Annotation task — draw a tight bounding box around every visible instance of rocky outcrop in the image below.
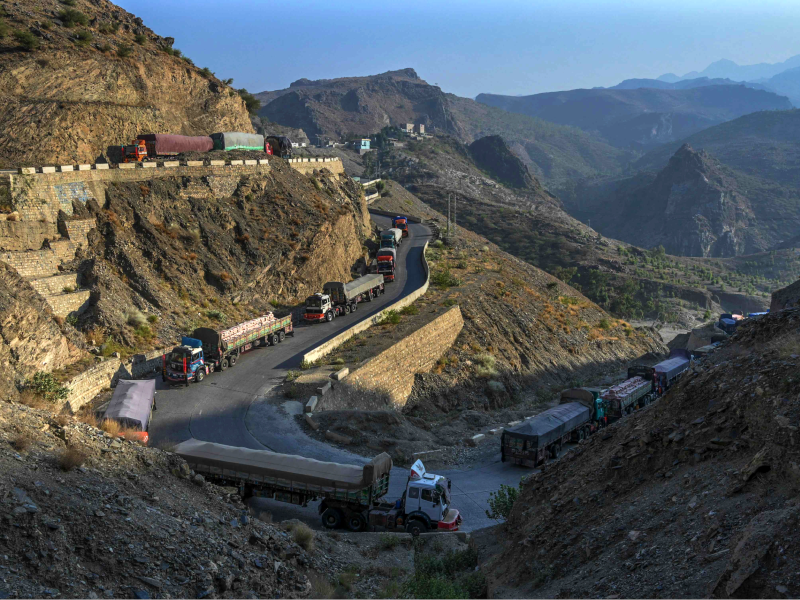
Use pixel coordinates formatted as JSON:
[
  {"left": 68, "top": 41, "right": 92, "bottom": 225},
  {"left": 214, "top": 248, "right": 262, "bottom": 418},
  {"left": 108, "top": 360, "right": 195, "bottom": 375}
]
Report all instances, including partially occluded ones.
[
  {"left": 0, "top": 0, "right": 253, "bottom": 167},
  {"left": 770, "top": 278, "right": 800, "bottom": 312},
  {"left": 0, "top": 262, "right": 83, "bottom": 399},
  {"left": 468, "top": 135, "right": 537, "bottom": 189},
  {"left": 597, "top": 144, "right": 758, "bottom": 257}
]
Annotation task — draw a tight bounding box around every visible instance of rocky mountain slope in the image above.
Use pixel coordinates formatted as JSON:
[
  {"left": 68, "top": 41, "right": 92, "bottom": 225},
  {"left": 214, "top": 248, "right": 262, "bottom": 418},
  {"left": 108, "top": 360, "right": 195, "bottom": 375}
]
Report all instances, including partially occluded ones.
[
  {"left": 480, "top": 306, "right": 800, "bottom": 599},
  {"left": 256, "top": 68, "right": 632, "bottom": 188},
  {"left": 375, "top": 134, "right": 771, "bottom": 323},
  {"left": 476, "top": 85, "right": 792, "bottom": 150},
  {"left": 75, "top": 157, "right": 369, "bottom": 352},
  {"left": 0, "top": 0, "right": 253, "bottom": 167},
  {"left": 578, "top": 144, "right": 769, "bottom": 257},
  {"left": 0, "top": 399, "right": 330, "bottom": 598}
]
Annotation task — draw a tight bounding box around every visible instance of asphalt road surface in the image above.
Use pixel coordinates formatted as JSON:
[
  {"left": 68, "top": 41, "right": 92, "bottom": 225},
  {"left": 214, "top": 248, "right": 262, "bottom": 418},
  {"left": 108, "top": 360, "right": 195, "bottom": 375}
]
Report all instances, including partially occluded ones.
[{"left": 149, "top": 214, "right": 528, "bottom": 532}]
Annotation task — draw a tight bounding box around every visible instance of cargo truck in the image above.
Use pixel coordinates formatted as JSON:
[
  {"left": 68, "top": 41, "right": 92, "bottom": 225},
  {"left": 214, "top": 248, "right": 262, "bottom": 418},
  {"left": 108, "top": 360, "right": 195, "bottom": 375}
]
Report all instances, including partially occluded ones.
[
  {"left": 163, "top": 313, "right": 292, "bottom": 384},
  {"left": 303, "top": 274, "right": 385, "bottom": 323},
  {"left": 502, "top": 401, "right": 597, "bottom": 467},
  {"left": 601, "top": 376, "right": 653, "bottom": 419},
  {"left": 210, "top": 132, "right": 267, "bottom": 152},
  {"left": 174, "top": 439, "right": 461, "bottom": 534},
  {"left": 380, "top": 229, "right": 402, "bottom": 249},
  {"left": 376, "top": 248, "right": 396, "bottom": 282},
  {"left": 266, "top": 136, "right": 293, "bottom": 158},
  {"left": 627, "top": 349, "right": 691, "bottom": 395},
  {"left": 392, "top": 216, "right": 409, "bottom": 238}
]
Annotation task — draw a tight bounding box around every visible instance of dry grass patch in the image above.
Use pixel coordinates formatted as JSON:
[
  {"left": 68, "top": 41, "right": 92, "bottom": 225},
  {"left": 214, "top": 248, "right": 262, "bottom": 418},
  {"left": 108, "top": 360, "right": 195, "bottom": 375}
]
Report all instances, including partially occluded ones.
[
  {"left": 308, "top": 572, "right": 334, "bottom": 599},
  {"left": 58, "top": 446, "right": 87, "bottom": 471},
  {"left": 11, "top": 432, "right": 32, "bottom": 451},
  {"left": 285, "top": 521, "right": 315, "bottom": 551},
  {"left": 18, "top": 389, "right": 48, "bottom": 409},
  {"left": 99, "top": 419, "right": 121, "bottom": 436}
]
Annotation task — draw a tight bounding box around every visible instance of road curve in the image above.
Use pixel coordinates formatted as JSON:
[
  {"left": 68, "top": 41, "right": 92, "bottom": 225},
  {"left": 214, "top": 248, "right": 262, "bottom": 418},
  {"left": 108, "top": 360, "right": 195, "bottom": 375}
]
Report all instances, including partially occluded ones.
[
  {"left": 149, "top": 216, "right": 431, "bottom": 450},
  {"left": 148, "top": 215, "right": 527, "bottom": 532}
]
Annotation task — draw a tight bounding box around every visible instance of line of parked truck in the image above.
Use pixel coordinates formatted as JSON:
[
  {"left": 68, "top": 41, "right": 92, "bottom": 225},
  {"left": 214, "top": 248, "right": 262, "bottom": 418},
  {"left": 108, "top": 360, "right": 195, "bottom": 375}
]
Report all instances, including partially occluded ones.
[
  {"left": 121, "top": 132, "right": 295, "bottom": 162},
  {"left": 502, "top": 349, "right": 692, "bottom": 467}
]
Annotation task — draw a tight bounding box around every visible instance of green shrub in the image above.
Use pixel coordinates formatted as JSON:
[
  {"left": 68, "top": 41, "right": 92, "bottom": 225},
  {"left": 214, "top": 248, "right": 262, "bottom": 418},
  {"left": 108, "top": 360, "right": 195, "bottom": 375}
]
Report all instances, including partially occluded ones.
[
  {"left": 474, "top": 353, "right": 497, "bottom": 378},
  {"left": 134, "top": 33, "right": 146, "bottom": 45},
  {"left": 125, "top": 309, "right": 147, "bottom": 328},
  {"left": 199, "top": 66, "right": 214, "bottom": 78},
  {"left": 237, "top": 88, "right": 261, "bottom": 114},
  {"left": 147, "top": 314, "right": 158, "bottom": 324},
  {"left": 269, "top": 299, "right": 280, "bottom": 308},
  {"left": 58, "top": 8, "right": 88, "bottom": 27},
  {"left": 378, "top": 533, "right": 401, "bottom": 550},
  {"left": 485, "top": 483, "right": 519, "bottom": 520},
  {"left": 0, "top": 19, "right": 8, "bottom": 37},
  {"left": 598, "top": 318, "right": 611, "bottom": 330},
  {"left": 65, "top": 314, "right": 78, "bottom": 326},
  {"left": 116, "top": 44, "right": 133, "bottom": 58},
  {"left": 430, "top": 267, "right": 461, "bottom": 289},
  {"left": 205, "top": 309, "right": 226, "bottom": 321},
  {"left": 61, "top": 0, "right": 77, "bottom": 5},
  {"left": 13, "top": 30, "right": 39, "bottom": 50},
  {"left": 382, "top": 310, "right": 401, "bottom": 325},
  {"left": 432, "top": 239, "right": 444, "bottom": 249},
  {"left": 99, "top": 43, "right": 111, "bottom": 53},
  {"left": 74, "top": 29, "right": 92, "bottom": 46},
  {"left": 399, "top": 304, "right": 418, "bottom": 316},
  {"left": 134, "top": 324, "right": 154, "bottom": 340},
  {"left": 443, "top": 298, "right": 457, "bottom": 307},
  {"left": 28, "top": 372, "right": 69, "bottom": 403}
]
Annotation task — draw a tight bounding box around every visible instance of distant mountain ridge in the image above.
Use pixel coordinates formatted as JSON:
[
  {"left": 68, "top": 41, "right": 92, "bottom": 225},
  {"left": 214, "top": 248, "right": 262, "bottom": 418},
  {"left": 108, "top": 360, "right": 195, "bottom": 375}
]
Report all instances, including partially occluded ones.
[
  {"left": 255, "top": 69, "right": 633, "bottom": 187},
  {"left": 610, "top": 77, "right": 774, "bottom": 93},
  {"left": 658, "top": 54, "right": 800, "bottom": 83},
  {"left": 476, "top": 85, "right": 791, "bottom": 150}
]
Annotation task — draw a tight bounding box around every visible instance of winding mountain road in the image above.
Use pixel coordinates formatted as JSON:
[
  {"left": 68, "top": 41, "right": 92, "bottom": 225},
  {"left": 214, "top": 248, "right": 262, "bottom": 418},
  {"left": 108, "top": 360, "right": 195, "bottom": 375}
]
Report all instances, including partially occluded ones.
[{"left": 149, "top": 214, "right": 525, "bottom": 532}]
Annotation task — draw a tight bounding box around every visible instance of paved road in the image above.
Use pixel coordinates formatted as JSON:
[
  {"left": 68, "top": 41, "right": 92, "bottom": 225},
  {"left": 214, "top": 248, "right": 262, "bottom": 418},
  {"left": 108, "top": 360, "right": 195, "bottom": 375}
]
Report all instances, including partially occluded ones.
[{"left": 149, "top": 214, "right": 526, "bottom": 532}]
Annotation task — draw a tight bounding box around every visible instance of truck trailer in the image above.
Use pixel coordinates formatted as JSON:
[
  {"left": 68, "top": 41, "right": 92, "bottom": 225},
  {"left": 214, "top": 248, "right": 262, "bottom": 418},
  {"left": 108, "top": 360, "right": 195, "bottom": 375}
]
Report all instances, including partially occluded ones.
[
  {"left": 304, "top": 274, "right": 385, "bottom": 323},
  {"left": 502, "top": 402, "right": 594, "bottom": 467},
  {"left": 210, "top": 132, "right": 267, "bottom": 152},
  {"left": 174, "top": 439, "right": 461, "bottom": 534},
  {"left": 627, "top": 349, "right": 691, "bottom": 395},
  {"left": 266, "top": 136, "right": 293, "bottom": 158},
  {"left": 601, "top": 376, "right": 653, "bottom": 419},
  {"left": 163, "top": 313, "right": 292, "bottom": 384}
]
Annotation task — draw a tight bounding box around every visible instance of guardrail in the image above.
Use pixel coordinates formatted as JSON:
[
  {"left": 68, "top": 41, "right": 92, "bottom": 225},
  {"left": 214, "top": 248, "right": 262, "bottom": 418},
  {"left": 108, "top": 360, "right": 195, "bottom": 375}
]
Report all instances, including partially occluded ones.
[{"left": 301, "top": 239, "right": 430, "bottom": 364}]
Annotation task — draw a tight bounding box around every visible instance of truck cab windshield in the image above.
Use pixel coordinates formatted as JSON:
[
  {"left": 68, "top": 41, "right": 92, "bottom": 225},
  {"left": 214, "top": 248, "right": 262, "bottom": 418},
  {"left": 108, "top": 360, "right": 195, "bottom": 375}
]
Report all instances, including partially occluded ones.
[{"left": 306, "top": 297, "right": 323, "bottom": 308}]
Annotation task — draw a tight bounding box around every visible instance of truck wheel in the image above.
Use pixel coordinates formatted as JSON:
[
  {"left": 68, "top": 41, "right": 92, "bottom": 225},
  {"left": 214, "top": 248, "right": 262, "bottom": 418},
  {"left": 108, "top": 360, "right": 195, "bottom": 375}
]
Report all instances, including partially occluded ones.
[
  {"left": 346, "top": 513, "right": 366, "bottom": 532},
  {"left": 279, "top": 330, "right": 285, "bottom": 342},
  {"left": 326, "top": 311, "right": 333, "bottom": 322},
  {"left": 352, "top": 303, "right": 357, "bottom": 312},
  {"left": 271, "top": 333, "right": 279, "bottom": 345},
  {"left": 229, "top": 355, "right": 237, "bottom": 367},
  {"left": 345, "top": 304, "right": 351, "bottom": 314},
  {"left": 405, "top": 519, "right": 427, "bottom": 537},
  {"left": 220, "top": 358, "right": 229, "bottom": 371},
  {"left": 366, "top": 290, "right": 372, "bottom": 302},
  {"left": 578, "top": 428, "right": 585, "bottom": 441},
  {"left": 195, "top": 370, "right": 205, "bottom": 383},
  {"left": 321, "top": 508, "right": 342, "bottom": 529}
]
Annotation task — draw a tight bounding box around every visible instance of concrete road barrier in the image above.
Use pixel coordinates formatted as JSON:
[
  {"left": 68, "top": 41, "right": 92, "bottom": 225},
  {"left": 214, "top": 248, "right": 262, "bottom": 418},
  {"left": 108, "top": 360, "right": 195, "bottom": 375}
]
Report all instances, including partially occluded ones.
[
  {"left": 305, "top": 396, "right": 318, "bottom": 413},
  {"left": 508, "top": 420, "right": 521, "bottom": 426},
  {"left": 317, "top": 381, "right": 331, "bottom": 396},
  {"left": 331, "top": 368, "right": 349, "bottom": 381}
]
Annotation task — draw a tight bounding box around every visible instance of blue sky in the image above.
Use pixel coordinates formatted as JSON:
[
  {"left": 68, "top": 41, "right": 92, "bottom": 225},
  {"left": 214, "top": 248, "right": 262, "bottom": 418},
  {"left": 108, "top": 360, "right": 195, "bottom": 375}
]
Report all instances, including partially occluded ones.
[{"left": 116, "top": 0, "right": 800, "bottom": 98}]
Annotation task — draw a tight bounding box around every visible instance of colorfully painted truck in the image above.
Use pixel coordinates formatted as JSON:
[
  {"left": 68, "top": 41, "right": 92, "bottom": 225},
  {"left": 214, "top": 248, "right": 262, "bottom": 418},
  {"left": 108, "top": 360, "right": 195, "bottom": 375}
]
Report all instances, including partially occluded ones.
[
  {"left": 162, "top": 313, "right": 292, "bottom": 384},
  {"left": 174, "top": 440, "right": 461, "bottom": 534},
  {"left": 601, "top": 376, "right": 654, "bottom": 419},
  {"left": 392, "top": 216, "right": 409, "bottom": 237},
  {"left": 380, "top": 228, "right": 402, "bottom": 249},
  {"left": 376, "top": 248, "right": 396, "bottom": 282}
]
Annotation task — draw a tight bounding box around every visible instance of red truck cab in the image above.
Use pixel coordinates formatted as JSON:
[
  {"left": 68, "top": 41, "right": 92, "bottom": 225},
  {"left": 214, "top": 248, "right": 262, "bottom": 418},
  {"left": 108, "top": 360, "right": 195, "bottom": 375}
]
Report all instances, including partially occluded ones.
[
  {"left": 392, "top": 216, "right": 409, "bottom": 237},
  {"left": 121, "top": 140, "right": 148, "bottom": 162}
]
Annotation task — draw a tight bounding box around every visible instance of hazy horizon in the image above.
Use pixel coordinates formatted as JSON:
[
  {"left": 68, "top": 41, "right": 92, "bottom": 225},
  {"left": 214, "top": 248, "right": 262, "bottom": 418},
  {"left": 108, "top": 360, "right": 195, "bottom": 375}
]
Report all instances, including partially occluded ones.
[{"left": 116, "top": 0, "right": 800, "bottom": 98}]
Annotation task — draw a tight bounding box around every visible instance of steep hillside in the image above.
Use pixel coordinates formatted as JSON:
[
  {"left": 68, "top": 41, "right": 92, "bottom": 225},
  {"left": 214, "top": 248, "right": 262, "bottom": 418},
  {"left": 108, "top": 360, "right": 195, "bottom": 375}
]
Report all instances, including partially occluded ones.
[
  {"left": 0, "top": 0, "right": 254, "bottom": 167},
  {"left": 467, "top": 135, "right": 536, "bottom": 189},
  {"left": 256, "top": 69, "right": 632, "bottom": 187},
  {"left": 583, "top": 144, "right": 789, "bottom": 258},
  {"left": 481, "top": 307, "right": 800, "bottom": 599},
  {"left": 476, "top": 85, "right": 791, "bottom": 149},
  {"left": 75, "top": 159, "right": 369, "bottom": 352}
]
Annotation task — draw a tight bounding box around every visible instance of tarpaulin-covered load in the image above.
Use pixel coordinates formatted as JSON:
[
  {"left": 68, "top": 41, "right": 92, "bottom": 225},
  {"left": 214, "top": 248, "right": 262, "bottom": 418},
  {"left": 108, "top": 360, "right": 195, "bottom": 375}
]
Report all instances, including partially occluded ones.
[
  {"left": 266, "top": 136, "right": 293, "bottom": 156},
  {"left": 103, "top": 379, "right": 155, "bottom": 431},
  {"left": 654, "top": 355, "right": 690, "bottom": 381},
  {"left": 137, "top": 134, "right": 213, "bottom": 155},
  {"left": 210, "top": 132, "right": 265, "bottom": 151},
  {"left": 559, "top": 388, "right": 596, "bottom": 407},
  {"left": 324, "top": 274, "right": 384, "bottom": 303},
  {"left": 174, "top": 439, "right": 393, "bottom": 493},
  {"left": 503, "top": 403, "right": 590, "bottom": 451},
  {"left": 377, "top": 248, "right": 396, "bottom": 261},
  {"left": 191, "top": 313, "right": 290, "bottom": 354}
]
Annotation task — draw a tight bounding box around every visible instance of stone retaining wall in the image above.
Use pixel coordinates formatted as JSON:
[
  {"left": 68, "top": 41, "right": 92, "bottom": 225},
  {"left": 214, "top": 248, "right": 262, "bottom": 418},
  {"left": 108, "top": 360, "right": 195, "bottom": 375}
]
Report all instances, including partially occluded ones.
[
  {"left": 47, "top": 290, "right": 91, "bottom": 318},
  {"left": 332, "top": 306, "right": 464, "bottom": 408},
  {"left": 0, "top": 220, "right": 59, "bottom": 251}
]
